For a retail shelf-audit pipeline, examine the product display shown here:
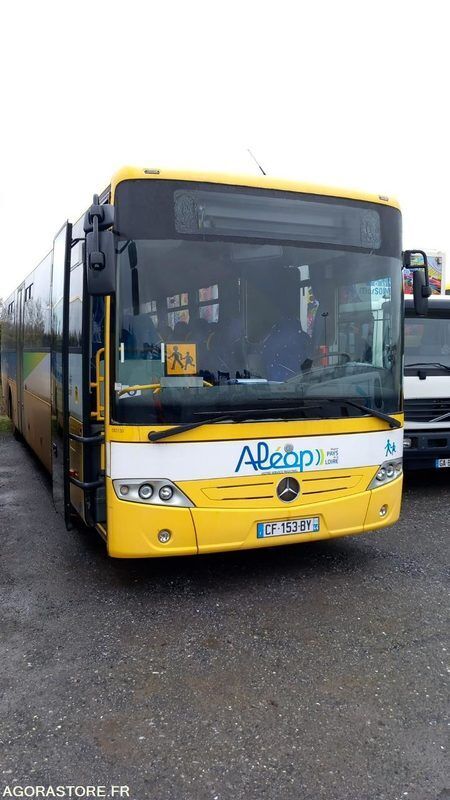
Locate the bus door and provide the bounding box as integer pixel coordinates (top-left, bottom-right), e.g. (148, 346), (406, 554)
(67, 288), (106, 530)
(73, 194), (115, 533)
(65, 227), (106, 530)
(50, 222), (72, 526)
(66, 242), (88, 524)
(15, 283), (24, 434)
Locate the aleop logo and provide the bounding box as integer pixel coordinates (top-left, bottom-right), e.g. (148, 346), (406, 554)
(235, 441), (329, 474)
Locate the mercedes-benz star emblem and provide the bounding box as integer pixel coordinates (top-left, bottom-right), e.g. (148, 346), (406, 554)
(277, 477), (300, 502)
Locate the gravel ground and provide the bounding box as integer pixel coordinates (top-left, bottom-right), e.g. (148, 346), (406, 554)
(0, 432), (448, 800)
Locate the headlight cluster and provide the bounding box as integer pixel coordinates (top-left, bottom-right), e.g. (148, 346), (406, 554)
(113, 479), (194, 507)
(367, 459), (403, 490)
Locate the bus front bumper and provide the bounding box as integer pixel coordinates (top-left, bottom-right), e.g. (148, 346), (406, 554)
(105, 477), (402, 558)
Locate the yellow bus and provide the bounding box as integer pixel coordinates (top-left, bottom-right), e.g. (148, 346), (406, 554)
(0, 167), (430, 557)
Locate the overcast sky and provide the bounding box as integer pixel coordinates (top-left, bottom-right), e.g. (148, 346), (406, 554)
(0, 0), (447, 298)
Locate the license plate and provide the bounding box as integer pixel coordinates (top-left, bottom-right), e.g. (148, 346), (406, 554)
(435, 458), (450, 468)
(257, 517), (320, 539)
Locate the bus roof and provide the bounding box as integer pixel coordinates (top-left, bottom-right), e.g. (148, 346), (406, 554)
(109, 166), (400, 210)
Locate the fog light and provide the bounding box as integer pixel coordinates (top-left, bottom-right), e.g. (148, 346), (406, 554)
(379, 504), (388, 517)
(119, 484), (130, 496)
(138, 483), (154, 500)
(158, 529), (171, 543)
(376, 467), (386, 481)
(403, 437), (412, 448)
(159, 485), (174, 501)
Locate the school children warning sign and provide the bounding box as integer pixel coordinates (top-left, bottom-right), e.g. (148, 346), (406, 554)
(165, 343), (197, 375)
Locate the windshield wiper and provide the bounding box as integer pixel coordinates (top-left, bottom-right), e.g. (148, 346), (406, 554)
(148, 398), (400, 440)
(406, 361), (450, 372)
(149, 415), (242, 441)
(148, 405), (324, 441)
(323, 398), (401, 429)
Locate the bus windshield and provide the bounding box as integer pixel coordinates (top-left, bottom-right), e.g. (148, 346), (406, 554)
(113, 181), (402, 425)
(405, 311), (450, 370)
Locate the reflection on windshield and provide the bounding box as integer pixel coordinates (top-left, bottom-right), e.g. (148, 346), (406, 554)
(114, 240), (401, 424)
(405, 315), (450, 369)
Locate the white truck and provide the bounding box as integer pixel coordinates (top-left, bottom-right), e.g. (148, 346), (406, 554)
(404, 294), (450, 469)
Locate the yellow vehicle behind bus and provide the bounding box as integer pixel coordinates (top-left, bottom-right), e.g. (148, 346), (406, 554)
(1, 167), (430, 557)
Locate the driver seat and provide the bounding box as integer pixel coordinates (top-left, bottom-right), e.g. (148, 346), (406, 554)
(262, 317), (312, 381)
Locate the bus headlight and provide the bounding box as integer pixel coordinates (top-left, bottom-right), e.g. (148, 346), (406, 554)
(367, 459), (402, 490)
(113, 479), (194, 507)
(159, 485), (174, 501)
(138, 483), (154, 500)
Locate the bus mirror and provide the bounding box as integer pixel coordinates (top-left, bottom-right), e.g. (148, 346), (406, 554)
(403, 249), (429, 272)
(413, 269), (431, 316)
(403, 249), (431, 316)
(85, 229), (116, 296)
(84, 195), (116, 296)
(83, 197), (115, 233)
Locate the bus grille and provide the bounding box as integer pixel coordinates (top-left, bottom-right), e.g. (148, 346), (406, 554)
(200, 472), (364, 504)
(404, 398), (450, 422)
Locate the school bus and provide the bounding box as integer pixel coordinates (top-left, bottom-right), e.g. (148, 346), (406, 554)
(0, 167), (430, 557)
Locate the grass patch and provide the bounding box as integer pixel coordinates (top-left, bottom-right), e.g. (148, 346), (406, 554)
(0, 416), (12, 433)
(0, 382), (11, 432)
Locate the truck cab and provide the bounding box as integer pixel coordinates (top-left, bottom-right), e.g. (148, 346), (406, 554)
(404, 295), (450, 469)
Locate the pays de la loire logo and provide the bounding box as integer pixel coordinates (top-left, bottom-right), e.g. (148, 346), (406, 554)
(235, 441), (331, 474)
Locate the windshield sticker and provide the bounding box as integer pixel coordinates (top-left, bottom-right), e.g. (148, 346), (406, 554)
(166, 343), (197, 375)
(119, 385), (142, 398)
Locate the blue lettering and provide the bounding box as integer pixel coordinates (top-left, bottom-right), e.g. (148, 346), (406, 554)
(299, 450), (314, 471)
(235, 444), (259, 473)
(284, 451), (299, 469)
(235, 442), (329, 473)
(257, 441), (271, 470)
(270, 452), (283, 468)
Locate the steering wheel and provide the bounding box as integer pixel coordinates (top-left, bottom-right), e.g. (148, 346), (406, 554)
(310, 352), (352, 366)
(286, 352), (352, 384)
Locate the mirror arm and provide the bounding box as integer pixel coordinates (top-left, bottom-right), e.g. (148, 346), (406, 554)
(89, 213), (105, 271)
(83, 194), (115, 233)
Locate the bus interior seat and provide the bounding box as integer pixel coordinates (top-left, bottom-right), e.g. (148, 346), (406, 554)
(261, 316), (312, 381)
